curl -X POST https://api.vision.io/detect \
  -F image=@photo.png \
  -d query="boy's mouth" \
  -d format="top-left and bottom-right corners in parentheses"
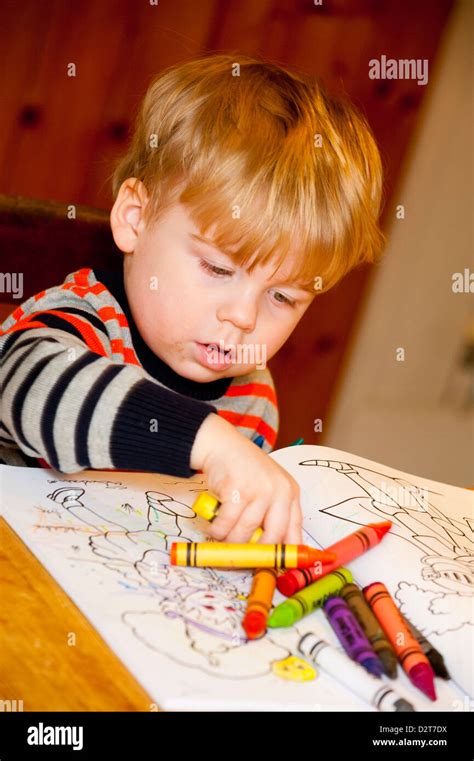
top-left (195, 342), bottom-right (233, 370)
top-left (198, 341), bottom-right (233, 353)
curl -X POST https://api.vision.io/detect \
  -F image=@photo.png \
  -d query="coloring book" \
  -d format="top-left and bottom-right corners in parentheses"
top-left (2, 445), bottom-right (473, 711)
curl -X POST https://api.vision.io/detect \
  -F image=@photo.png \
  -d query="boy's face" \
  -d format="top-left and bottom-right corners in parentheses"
top-left (110, 179), bottom-right (315, 382)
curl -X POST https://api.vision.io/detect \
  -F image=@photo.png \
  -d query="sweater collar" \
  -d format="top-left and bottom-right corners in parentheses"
top-left (93, 267), bottom-right (234, 402)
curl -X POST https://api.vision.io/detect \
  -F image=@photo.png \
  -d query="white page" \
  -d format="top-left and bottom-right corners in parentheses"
top-left (271, 445), bottom-right (474, 700)
top-left (1, 445), bottom-right (472, 711)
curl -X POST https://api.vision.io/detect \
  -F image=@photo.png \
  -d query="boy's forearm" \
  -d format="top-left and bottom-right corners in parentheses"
top-left (110, 376), bottom-right (215, 476)
top-left (0, 331), bottom-right (215, 475)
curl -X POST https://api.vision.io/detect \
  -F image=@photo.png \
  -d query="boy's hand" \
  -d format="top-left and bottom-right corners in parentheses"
top-left (190, 413), bottom-right (303, 544)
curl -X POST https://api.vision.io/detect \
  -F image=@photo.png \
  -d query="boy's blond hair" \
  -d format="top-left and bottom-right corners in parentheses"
top-left (112, 53), bottom-right (385, 293)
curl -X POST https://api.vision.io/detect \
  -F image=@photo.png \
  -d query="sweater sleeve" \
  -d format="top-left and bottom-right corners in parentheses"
top-left (259, 368), bottom-right (280, 453)
top-left (0, 325), bottom-right (216, 476)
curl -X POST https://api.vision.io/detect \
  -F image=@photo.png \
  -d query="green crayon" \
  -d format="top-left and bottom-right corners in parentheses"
top-left (401, 613), bottom-right (451, 680)
top-left (268, 568), bottom-right (352, 628)
top-left (341, 582), bottom-right (398, 679)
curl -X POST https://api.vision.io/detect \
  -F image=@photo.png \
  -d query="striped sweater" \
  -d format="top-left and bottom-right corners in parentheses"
top-left (0, 267), bottom-right (279, 476)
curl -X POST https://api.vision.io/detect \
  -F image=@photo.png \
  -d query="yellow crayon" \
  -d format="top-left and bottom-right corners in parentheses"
top-left (170, 542), bottom-right (337, 569)
top-left (193, 492), bottom-right (263, 543)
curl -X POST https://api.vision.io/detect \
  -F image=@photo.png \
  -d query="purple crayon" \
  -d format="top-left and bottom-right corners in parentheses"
top-left (323, 596), bottom-right (384, 678)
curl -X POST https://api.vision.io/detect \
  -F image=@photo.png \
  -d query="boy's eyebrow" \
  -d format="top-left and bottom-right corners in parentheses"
top-left (190, 232), bottom-right (315, 294)
top-left (295, 281), bottom-right (317, 294)
top-left (190, 232), bottom-right (221, 250)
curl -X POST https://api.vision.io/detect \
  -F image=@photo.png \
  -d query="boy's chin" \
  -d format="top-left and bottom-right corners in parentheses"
top-left (182, 362), bottom-right (237, 382)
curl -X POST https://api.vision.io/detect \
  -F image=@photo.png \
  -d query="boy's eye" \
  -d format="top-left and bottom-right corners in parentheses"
top-left (199, 257), bottom-right (297, 307)
top-left (272, 290), bottom-right (296, 308)
top-left (199, 259), bottom-right (234, 278)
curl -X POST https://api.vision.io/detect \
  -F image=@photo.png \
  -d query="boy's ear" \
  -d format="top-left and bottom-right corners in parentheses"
top-left (110, 178), bottom-right (149, 253)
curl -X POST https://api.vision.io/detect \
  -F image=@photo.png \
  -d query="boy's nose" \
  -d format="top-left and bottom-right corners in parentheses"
top-left (216, 299), bottom-right (257, 333)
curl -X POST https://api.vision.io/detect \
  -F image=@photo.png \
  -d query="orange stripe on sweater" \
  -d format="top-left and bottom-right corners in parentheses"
top-left (2, 320), bottom-right (50, 335)
top-left (110, 339), bottom-right (140, 365)
top-left (40, 310), bottom-right (108, 356)
top-left (73, 268), bottom-right (94, 287)
top-left (61, 281), bottom-right (107, 297)
top-left (123, 347), bottom-right (141, 365)
top-left (9, 306), bottom-right (24, 322)
top-left (97, 306), bottom-right (128, 327)
top-left (2, 310), bottom-right (108, 357)
top-left (224, 382), bottom-right (277, 406)
top-left (216, 409), bottom-right (277, 447)
top-left (72, 283), bottom-right (107, 297)
top-left (110, 338), bottom-right (126, 355)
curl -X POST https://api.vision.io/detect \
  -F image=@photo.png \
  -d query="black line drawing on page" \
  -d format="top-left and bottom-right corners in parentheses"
top-left (298, 458), bottom-right (474, 640)
top-left (38, 482), bottom-right (291, 677)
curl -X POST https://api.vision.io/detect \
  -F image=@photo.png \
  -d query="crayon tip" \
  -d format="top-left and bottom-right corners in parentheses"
top-left (362, 658), bottom-right (384, 678)
top-left (268, 603), bottom-right (296, 628)
top-left (379, 650), bottom-right (398, 679)
top-left (394, 698), bottom-right (415, 712)
top-left (429, 652), bottom-right (451, 680)
top-left (170, 543), bottom-right (177, 565)
top-left (243, 611), bottom-right (267, 640)
top-left (410, 663), bottom-right (437, 701)
top-left (368, 521), bottom-right (392, 539)
top-left (277, 573), bottom-right (299, 597)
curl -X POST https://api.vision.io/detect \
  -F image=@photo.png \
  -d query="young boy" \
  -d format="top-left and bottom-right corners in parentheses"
top-left (0, 54), bottom-right (384, 546)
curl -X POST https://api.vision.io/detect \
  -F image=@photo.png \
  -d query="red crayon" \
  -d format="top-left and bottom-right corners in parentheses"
top-left (278, 521), bottom-right (392, 597)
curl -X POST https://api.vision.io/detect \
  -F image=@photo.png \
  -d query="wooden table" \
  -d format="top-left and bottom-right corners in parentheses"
top-left (0, 518), bottom-right (154, 711)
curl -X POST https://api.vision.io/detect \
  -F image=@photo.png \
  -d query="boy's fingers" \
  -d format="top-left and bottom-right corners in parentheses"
top-left (283, 499), bottom-right (304, 544)
top-left (207, 501), bottom-right (245, 541)
top-left (259, 498), bottom-right (292, 544)
top-left (224, 500), bottom-right (266, 543)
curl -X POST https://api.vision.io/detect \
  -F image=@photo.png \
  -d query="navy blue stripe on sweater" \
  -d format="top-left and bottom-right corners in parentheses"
top-left (11, 352), bottom-right (64, 451)
top-left (58, 307), bottom-right (110, 338)
top-left (21, 312), bottom-right (86, 342)
top-left (74, 363), bottom-right (125, 468)
top-left (2, 337), bottom-right (60, 394)
top-left (41, 352), bottom-right (102, 470)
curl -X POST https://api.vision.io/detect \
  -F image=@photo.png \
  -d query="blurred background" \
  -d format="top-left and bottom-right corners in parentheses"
top-left (0, 0), bottom-right (472, 485)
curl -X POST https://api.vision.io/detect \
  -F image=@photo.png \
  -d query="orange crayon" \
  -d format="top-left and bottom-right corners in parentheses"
top-left (243, 568), bottom-right (278, 639)
top-left (278, 521), bottom-right (392, 596)
top-left (363, 582), bottom-right (437, 701)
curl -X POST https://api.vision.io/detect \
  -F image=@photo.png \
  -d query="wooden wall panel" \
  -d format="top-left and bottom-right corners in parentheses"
top-left (0, 0), bottom-right (217, 204)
